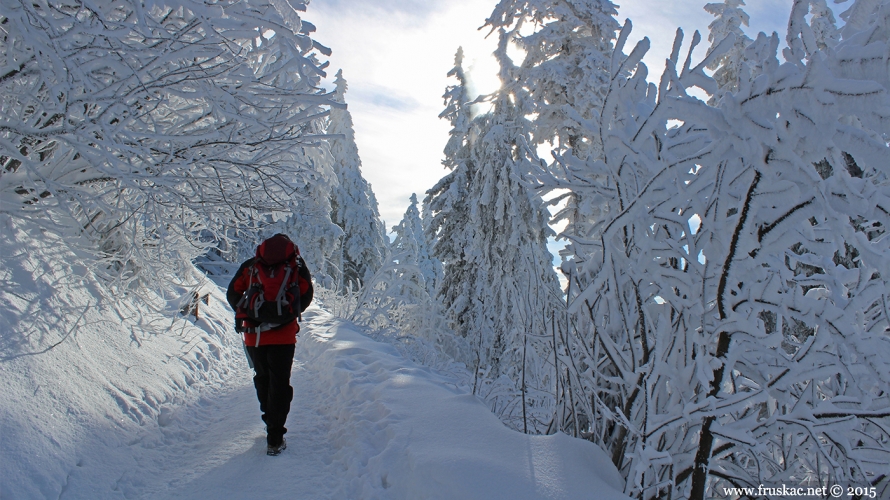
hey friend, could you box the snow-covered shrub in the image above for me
[548,13,889,499]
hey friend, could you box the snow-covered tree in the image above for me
[427,39,564,434]
[484,1,623,310]
[0,0,334,289]
[439,48,473,163]
[327,70,387,291]
[341,193,468,366]
[425,48,477,346]
[485,0,620,158]
[468,95,561,377]
[350,192,439,332]
[391,193,441,296]
[704,0,753,93]
[548,13,889,498]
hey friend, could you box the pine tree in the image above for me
[484,0,623,312]
[427,41,564,433]
[704,0,753,93]
[425,49,478,359]
[485,0,621,158]
[391,194,441,296]
[467,94,562,381]
[327,70,387,291]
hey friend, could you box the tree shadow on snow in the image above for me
[0,226,103,362]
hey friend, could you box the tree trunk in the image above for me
[689,171,760,500]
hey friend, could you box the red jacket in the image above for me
[226,243,313,346]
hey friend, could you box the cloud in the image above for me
[312,0,446,25]
[349,85,423,112]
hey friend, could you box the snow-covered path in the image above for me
[1,185,629,499]
[49,311,355,499]
[134,342,341,499]
[23,310,628,499]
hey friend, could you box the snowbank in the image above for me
[0,216,247,499]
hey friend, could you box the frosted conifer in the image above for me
[425,49,478,352]
[704,0,753,93]
[327,70,387,291]
[428,39,563,432]
[392,194,441,296]
[485,0,621,158]
[484,1,623,311]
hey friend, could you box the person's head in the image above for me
[257,234,296,264]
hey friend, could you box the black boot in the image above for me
[267,437,286,456]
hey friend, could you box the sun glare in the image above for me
[464,51,501,99]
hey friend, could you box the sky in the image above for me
[306,0,846,229]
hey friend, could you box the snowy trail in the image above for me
[73,309,411,499]
[2,210,628,499]
[38,311,341,499]
[119,309,628,499]
[3,293,629,499]
[134,348,341,499]
[132,311,623,499]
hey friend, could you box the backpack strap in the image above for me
[235,263,259,310]
[293,256,303,322]
[274,265,293,316]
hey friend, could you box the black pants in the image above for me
[246,344,295,447]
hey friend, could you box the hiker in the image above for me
[226,233,313,456]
